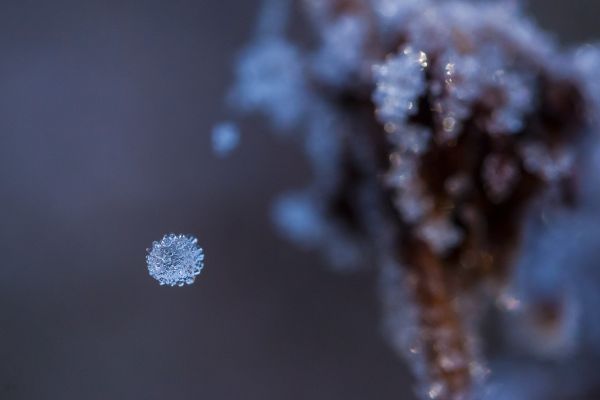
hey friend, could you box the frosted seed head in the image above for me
[146,234,204,287]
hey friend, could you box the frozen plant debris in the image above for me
[146,234,204,287]
[224,0,600,399]
[212,121,240,157]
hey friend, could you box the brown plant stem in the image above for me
[405,241,478,400]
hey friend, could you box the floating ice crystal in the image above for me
[146,234,204,287]
[212,121,240,157]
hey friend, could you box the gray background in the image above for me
[0,1,597,399]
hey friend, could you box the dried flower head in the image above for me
[225,0,600,398]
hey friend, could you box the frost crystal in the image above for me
[212,121,240,157]
[488,70,535,135]
[482,154,520,203]
[373,47,428,126]
[434,50,482,141]
[312,15,368,86]
[417,217,464,256]
[146,234,204,287]
[572,45,600,116]
[520,143,574,182]
[229,37,306,129]
[393,181,433,223]
[387,125,432,155]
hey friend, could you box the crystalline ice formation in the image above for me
[387,125,432,155]
[225,0,600,398]
[520,142,575,182]
[146,234,204,287]
[393,180,433,223]
[312,14,369,86]
[487,70,535,135]
[416,216,464,256]
[481,154,520,203]
[229,37,307,129]
[572,44,600,114]
[372,47,428,126]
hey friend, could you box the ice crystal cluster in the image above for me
[146,234,204,287]
[226,0,600,398]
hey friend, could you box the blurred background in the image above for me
[0,1,598,399]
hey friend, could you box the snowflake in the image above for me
[146,234,204,287]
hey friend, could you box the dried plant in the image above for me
[223,0,600,398]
